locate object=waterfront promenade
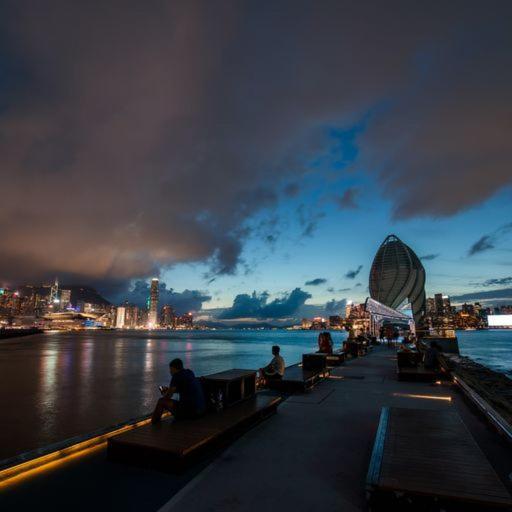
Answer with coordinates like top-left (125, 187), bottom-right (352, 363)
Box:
top-left (159, 346), bottom-right (512, 511)
top-left (2, 346), bottom-right (512, 511)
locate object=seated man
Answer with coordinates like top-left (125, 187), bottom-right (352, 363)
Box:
top-left (152, 358), bottom-right (206, 424)
top-left (259, 345), bottom-right (285, 386)
top-left (423, 342), bottom-right (441, 370)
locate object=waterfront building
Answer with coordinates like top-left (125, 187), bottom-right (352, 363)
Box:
top-left (329, 315), bottom-right (343, 329)
top-left (301, 318), bottom-right (312, 329)
top-left (369, 234), bottom-right (426, 326)
top-left (344, 300), bottom-right (353, 319)
top-left (115, 307), bottom-right (126, 328)
top-left (175, 312), bottom-right (193, 329)
top-left (161, 305), bottom-right (175, 328)
top-left (148, 278), bottom-right (159, 328)
top-left (124, 304), bottom-right (139, 329)
top-left (310, 317), bottom-right (327, 330)
top-left (59, 289), bottom-right (71, 311)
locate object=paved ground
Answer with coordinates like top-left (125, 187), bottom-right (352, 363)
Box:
top-left (158, 346), bottom-right (512, 512)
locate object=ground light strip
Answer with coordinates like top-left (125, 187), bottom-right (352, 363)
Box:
top-left (392, 392), bottom-right (452, 402)
top-left (0, 413), bottom-right (169, 488)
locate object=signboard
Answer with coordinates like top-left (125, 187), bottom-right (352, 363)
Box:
top-left (488, 314), bottom-right (512, 327)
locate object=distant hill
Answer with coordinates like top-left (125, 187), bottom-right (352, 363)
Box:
top-left (196, 320), bottom-right (294, 329)
top-left (18, 284), bottom-right (110, 306)
top-left (65, 285), bottom-right (110, 306)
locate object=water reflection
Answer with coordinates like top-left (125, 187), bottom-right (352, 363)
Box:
top-left (37, 347), bottom-right (59, 437)
top-left (1, 329), bottom-right (337, 459)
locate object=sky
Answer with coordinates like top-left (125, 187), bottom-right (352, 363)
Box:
top-left (0, 1), bottom-right (511, 322)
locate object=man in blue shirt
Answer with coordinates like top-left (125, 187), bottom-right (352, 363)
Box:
top-left (152, 358), bottom-right (206, 424)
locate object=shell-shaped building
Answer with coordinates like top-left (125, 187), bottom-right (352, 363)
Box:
top-left (369, 234), bottom-right (426, 325)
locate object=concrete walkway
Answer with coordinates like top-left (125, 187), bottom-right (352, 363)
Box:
top-left (158, 346), bottom-right (512, 512)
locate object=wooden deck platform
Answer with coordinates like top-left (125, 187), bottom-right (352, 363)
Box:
top-left (267, 363), bottom-right (326, 393)
top-left (397, 364), bottom-right (437, 382)
top-left (107, 394), bottom-right (281, 471)
top-left (367, 407), bottom-right (512, 510)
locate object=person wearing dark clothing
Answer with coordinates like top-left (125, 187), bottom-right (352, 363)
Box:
top-left (424, 342), bottom-right (441, 370)
top-left (317, 331), bottom-right (334, 354)
top-left (152, 358), bottom-right (206, 424)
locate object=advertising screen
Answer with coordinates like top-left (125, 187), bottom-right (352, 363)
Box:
top-left (488, 314), bottom-right (512, 327)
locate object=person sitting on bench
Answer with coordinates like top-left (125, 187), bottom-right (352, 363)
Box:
top-left (423, 342), bottom-right (441, 370)
top-left (259, 345), bottom-right (285, 386)
top-left (152, 358), bottom-right (206, 424)
top-left (317, 331), bottom-right (334, 354)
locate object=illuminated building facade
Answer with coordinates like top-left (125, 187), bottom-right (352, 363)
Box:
top-left (176, 313), bottom-right (193, 329)
top-left (115, 307), bottom-right (126, 328)
top-left (148, 278), bottom-right (159, 328)
top-left (369, 234), bottom-right (426, 326)
top-left (161, 305), bottom-right (175, 328)
top-left (59, 289), bottom-right (71, 311)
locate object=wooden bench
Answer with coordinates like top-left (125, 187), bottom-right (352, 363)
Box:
top-left (107, 394), bottom-right (281, 471)
top-left (397, 363), bottom-right (437, 382)
top-left (201, 369), bottom-right (257, 408)
top-left (267, 363), bottom-right (325, 393)
top-left (303, 352), bottom-right (345, 369)
top-left (367, 407), bottom-right (512, 510)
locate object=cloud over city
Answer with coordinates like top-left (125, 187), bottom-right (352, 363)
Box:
top-left (219, 288), bottom-right (311, 320)
top-left (117, 280), bottom-right (211, 314)
top-left (345, 266), bottom-right (363, 280)
top-left (305, 278), bottom-right (327, 286)
top-left (468, 223), bottom-right (512, 256)
top-left (0, 1), bottom-right (511, 288)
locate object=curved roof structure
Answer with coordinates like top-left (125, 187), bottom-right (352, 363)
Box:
top-left (369, 234), bottom-right (426, 325)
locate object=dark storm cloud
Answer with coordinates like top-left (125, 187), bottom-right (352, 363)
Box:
top-left (452, 288), bottom-right (512, 303)
top-left (469, 236), bottom-right (495, 256)
top-left (118, 280), bottom-right (211, 313)
top-left (1, 1), bottom-right (512, 284)
top-left (219, 288), bottom-right (311, 319)
top-left (472, 277), bottom-right (512, 287)
top-left (345, 265), bottom-right (363, 279)
top-left (420, 254), bottom-right (440, 261)
top-left (325, 299), bottom-right (347, 313)
top-left (296, 205), bottom-right (325, 238)
top-left (305, 278), bottom-right (327, 286)
top-left (468, 223), bottom-right (512, 256)
top-left (335, 188), bottom-right (359, 210)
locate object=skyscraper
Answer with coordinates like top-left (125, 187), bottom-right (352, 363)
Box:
top-left (116, 306), bottom-right (126, 328)
top-left (59, 289), bottom-right (71, 311)
top-left (148, 278), bottom-right (159, 328)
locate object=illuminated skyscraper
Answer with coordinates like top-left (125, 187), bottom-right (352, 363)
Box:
top-left (116, 306), bottom-right (126, 328)
top-left (369, 234), bottom-right (426, 325)
top-left (60, 289), bottom-right (71, 311)
top-left (148, 278), bottom-right (159, 328)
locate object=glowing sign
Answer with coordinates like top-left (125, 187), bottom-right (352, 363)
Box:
top-left (488, 315), bottom-right (512, 327)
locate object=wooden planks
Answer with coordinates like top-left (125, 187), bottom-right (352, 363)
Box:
top-left (397, 365), bottom-right (437, 382)
top-left (267, 363), bottom-right (324, 392)
top-left (202, 369), bottom-right (257, 407)
top-left (107, 395), bottom-right (281, 470)
top-left (367, 407), bottom-right (512, 509)
top-left (202, 369), bottom-right (256, 382)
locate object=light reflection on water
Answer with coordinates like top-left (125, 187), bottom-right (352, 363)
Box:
top-left (0, 328), bottom-right (509, 460)
top-left (0, 329), bottom-right (335, 460)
